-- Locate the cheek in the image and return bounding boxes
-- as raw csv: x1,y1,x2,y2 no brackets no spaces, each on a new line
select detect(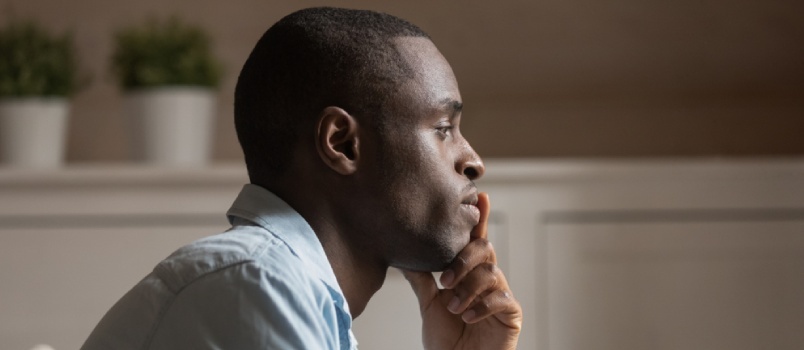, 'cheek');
378,131,457,224
407,137,460,212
